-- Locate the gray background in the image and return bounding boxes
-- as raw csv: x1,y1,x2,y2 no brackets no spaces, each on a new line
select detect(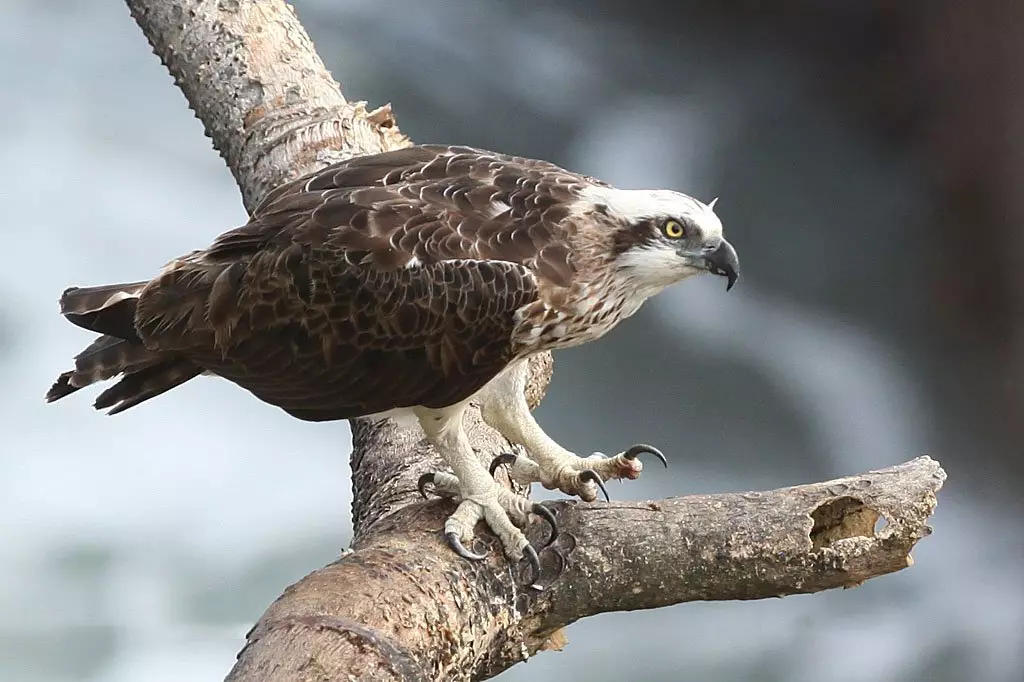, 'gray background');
1,1,1021,681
